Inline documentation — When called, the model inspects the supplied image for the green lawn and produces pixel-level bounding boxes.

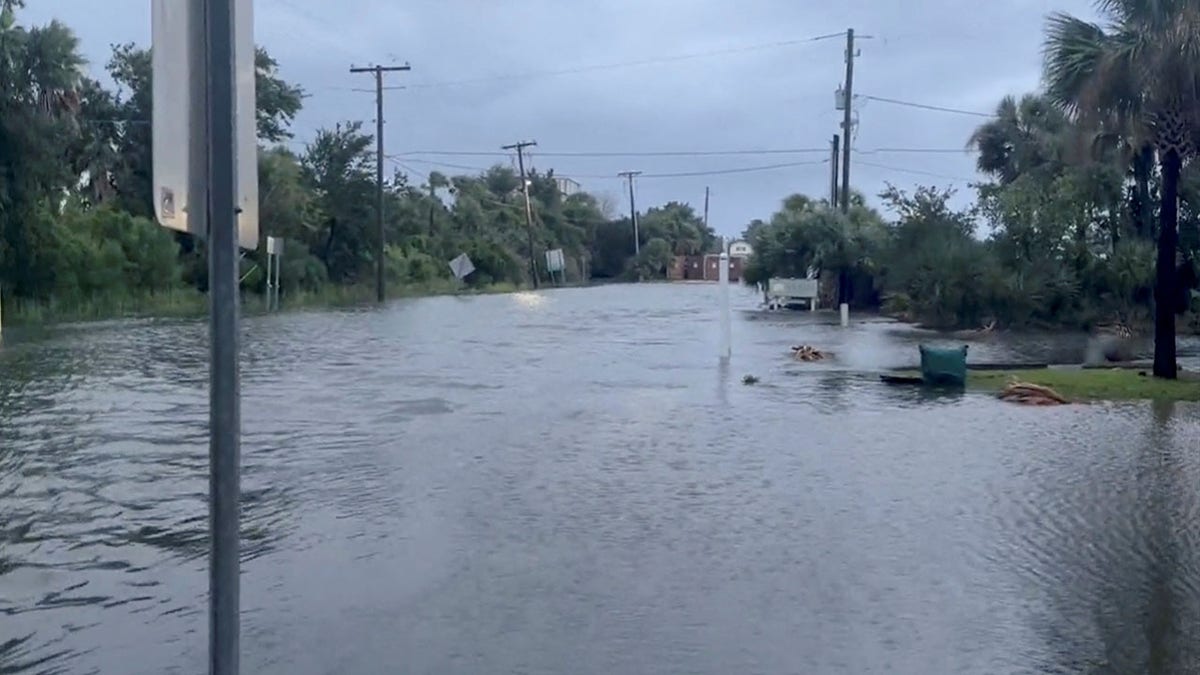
[894,367,1200,402]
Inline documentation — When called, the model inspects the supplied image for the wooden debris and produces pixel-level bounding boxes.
[998,380,1070,406]
[790,344,828,362]
[742,375,760,385]
[953,319,997,339]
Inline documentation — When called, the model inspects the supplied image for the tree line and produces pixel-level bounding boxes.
[0,1,719,318]
[742,0,1200,378]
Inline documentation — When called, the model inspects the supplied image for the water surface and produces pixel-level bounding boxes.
[2,284,1199,674]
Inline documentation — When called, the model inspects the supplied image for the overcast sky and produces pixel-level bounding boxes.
[32,0,1099,239]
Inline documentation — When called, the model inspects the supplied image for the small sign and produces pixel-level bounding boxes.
[448,253,475,280]
[160,187,176,220]
[266,236,282,255]
[151,0,258,250]
[544,248,565,273]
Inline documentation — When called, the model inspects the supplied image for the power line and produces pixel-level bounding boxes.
[392,156,830,179]
[395,148,829,158]
[401,31,849,89]
[854,160,976,182]
[853,147,968,155]
[636,160,829,178]
[391,146,966,158]
[857,94,995,118]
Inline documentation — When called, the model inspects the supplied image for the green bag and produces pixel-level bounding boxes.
[919,344,969,386]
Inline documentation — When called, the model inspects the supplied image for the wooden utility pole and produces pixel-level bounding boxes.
[830,134,840,205]
[349,62,411,303]
[838,29,856,314]
[618,170,642,256]
[840,29,855,215]
[503,140,539,288]
[703,186,710,231]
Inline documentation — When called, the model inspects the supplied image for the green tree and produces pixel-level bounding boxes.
[1043,0,1200,378]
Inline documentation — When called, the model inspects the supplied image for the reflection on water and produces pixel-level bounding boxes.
[2,284,1199,674]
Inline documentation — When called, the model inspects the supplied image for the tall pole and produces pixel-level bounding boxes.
[618,170,642,256]
[350,63,411,303]
[838,29,855,325]
[191,0,239,671]
[830,134,840,205]
[428,183,436,236]
[840,28,854,215]
[703,186,710,231]
[503,140,539,288]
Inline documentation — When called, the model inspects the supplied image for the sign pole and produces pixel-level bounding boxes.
[192,0,242,672]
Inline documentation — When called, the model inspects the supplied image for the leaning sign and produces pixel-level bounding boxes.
[151,0,258,250]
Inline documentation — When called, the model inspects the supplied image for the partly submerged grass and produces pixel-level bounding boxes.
[894,367,1200,402]
[7,290,208,324]
[3,280,532,326]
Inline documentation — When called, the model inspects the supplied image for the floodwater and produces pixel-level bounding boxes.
[2,283,1199,674]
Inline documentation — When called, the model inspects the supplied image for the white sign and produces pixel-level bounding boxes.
[768,277,819,299]
[448,253,475,280]
[152,0,259,250]
[544,248,565,273]
[266,236,283,255]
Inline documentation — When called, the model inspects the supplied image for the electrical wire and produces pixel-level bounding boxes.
[854,160,976,182]
[631,160,830,179]
[392,156,831,180]
[393,146,967,159]
[856,94,996,118]
[400,31,849,90]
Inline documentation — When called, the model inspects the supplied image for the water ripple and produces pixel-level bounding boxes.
[3,284,1200,673]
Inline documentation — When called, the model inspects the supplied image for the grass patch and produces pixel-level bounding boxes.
[2,280,536,327]
[6,290,208,324]
[894,367,1200,401]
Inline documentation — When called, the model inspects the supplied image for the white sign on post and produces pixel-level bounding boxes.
[544,248,565,273]
[448,253,475,280]
[266,236,282,255]
[151,0,258,250]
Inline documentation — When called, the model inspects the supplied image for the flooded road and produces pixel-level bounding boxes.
[2,283,1199,674]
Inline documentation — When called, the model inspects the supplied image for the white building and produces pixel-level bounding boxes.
[554,176,582,197]
[728,240,753,258]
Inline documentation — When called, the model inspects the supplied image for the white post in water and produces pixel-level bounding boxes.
[718,250,731,360]
[840,301,849,327]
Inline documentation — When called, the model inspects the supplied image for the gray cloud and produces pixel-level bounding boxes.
[34,0,1098,237]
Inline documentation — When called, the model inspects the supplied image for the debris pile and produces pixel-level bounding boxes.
[790,345,828,362]
[742,375,760,385]
[998,380,1069,406]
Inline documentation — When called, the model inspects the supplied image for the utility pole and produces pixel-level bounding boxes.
[830,134,840,205]
[428,183,436,236]
[838,29,855,324]
[618,170,642,256]
[503,140,539,288]
[349,62,411,303]
[703,186,710,232]
[840,28,855,215]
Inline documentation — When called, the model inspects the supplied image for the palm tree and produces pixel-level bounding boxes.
[0,4,85,296]
[1043,0,1200,379]
[968,93,1072,184]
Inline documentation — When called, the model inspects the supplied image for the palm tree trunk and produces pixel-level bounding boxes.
[1153,149,1180,379]
[1132,144,1154,240]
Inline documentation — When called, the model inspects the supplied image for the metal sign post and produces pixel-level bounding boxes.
[153,0,254,672]
[197,0,242,672]
[544,248,565,285]
[266,236,282,310]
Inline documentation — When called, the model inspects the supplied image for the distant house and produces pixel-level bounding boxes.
[728,240,753,258]
[554,176,581,197]
[668,254,743,282]
[704,254,744,282]
[669,255,706,281]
